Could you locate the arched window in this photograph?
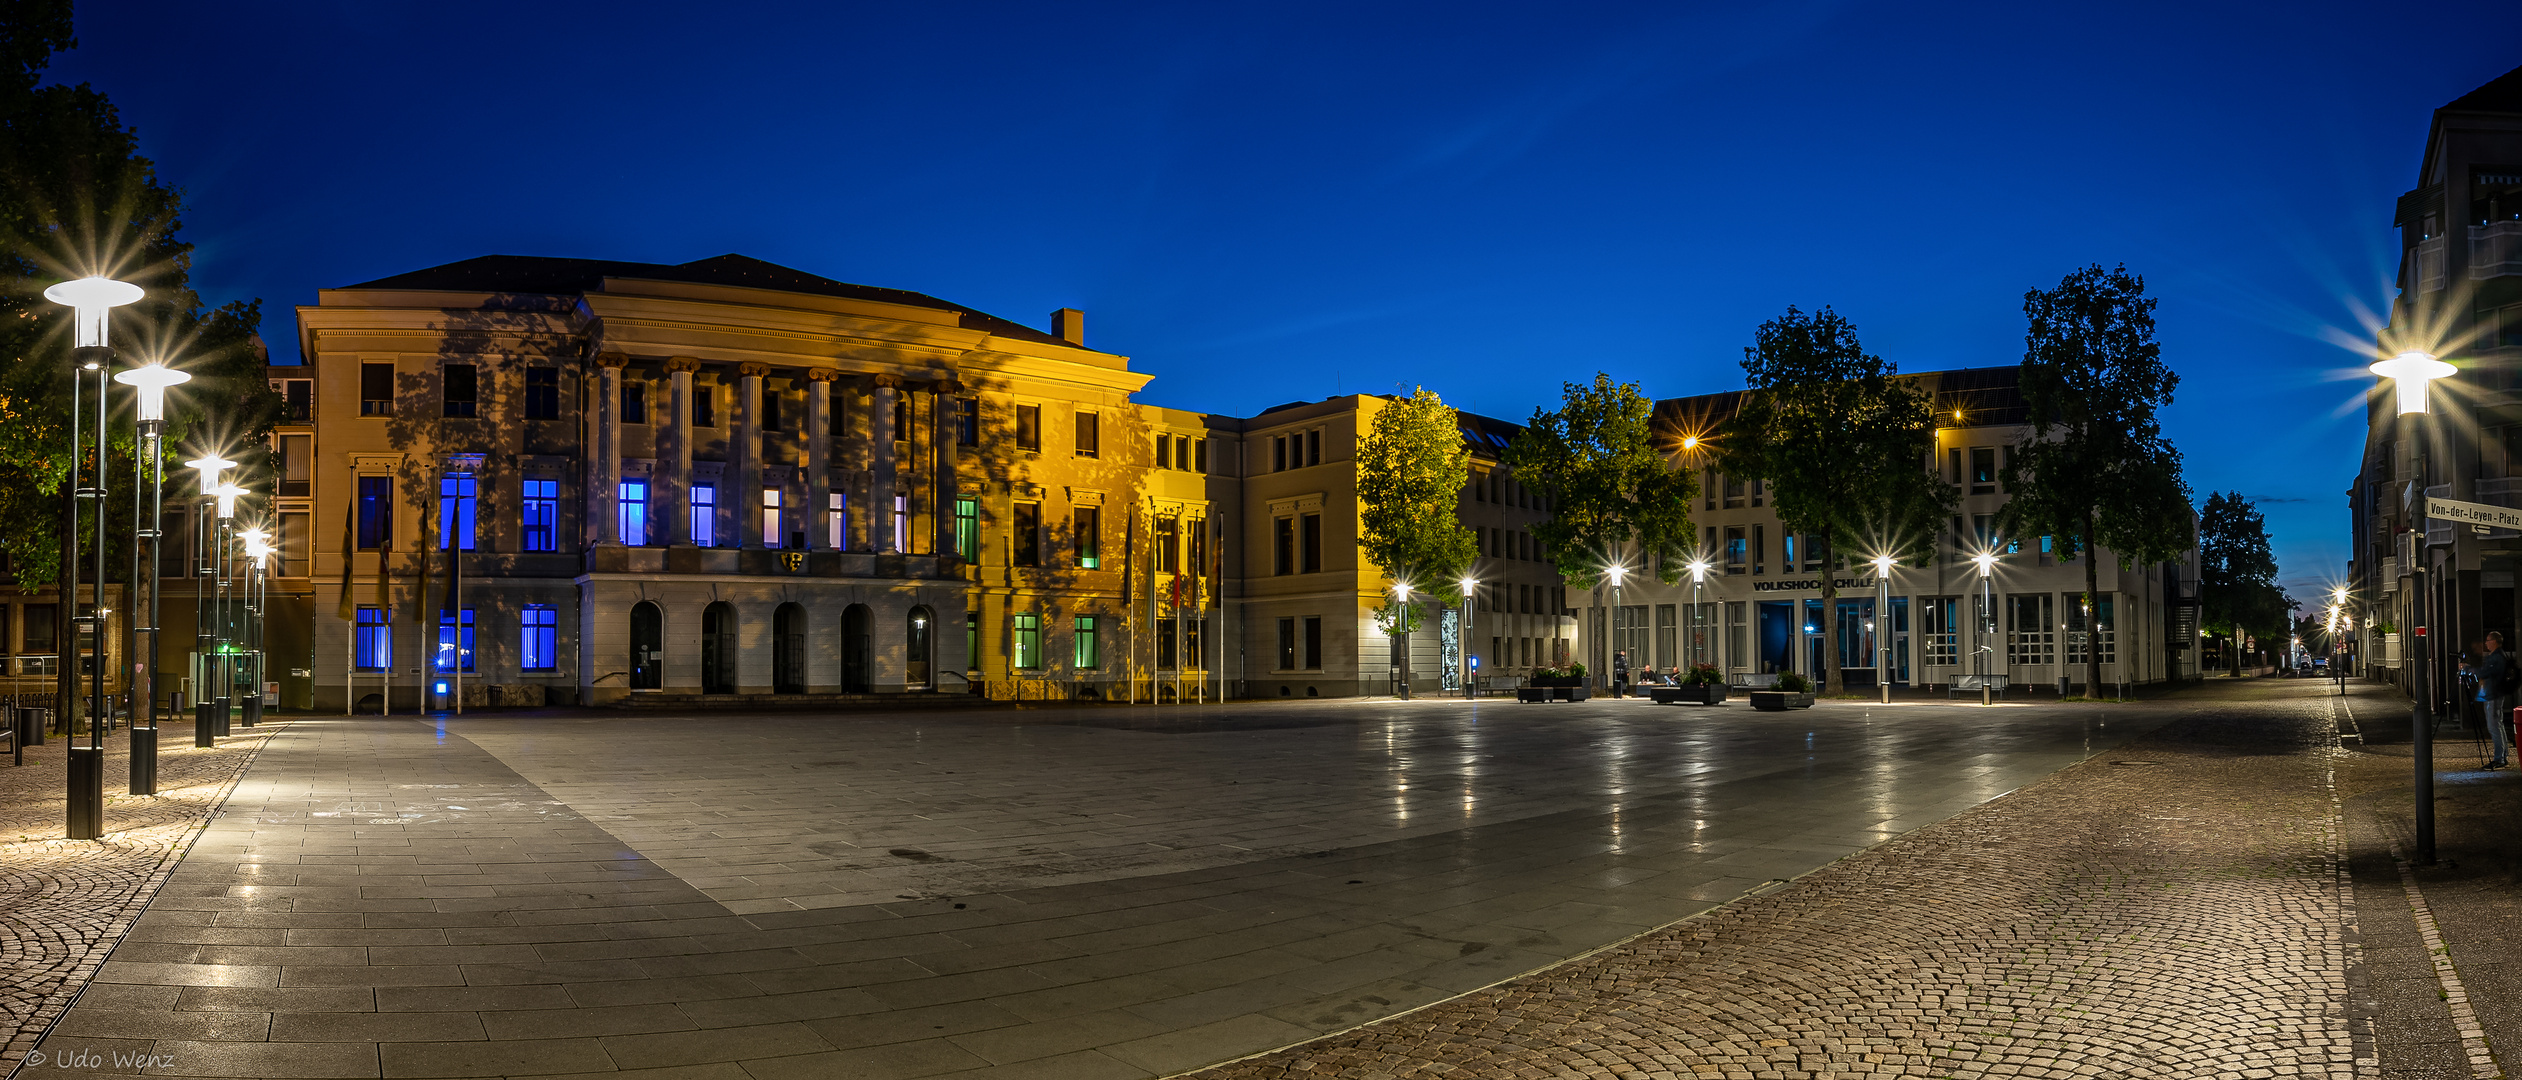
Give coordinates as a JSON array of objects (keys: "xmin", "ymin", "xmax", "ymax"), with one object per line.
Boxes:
[
  {"xmin": 906, "ymin": 606, "xmax": 934, "ymax": 689},
  {"xmin": 773, "ymin": 603, "xmax": 806, "ymax": 694},
  {"xmin": 701, "ymin": 602, "xmax": 738, "ymax": 694}
]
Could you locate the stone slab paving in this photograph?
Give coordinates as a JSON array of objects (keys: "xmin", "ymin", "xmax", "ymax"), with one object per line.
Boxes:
[
  {"xmin": 1187, "ymin": 679, "xmax": 2359, "ymax": 1080},
  {"xmin": 0, "ymin": 720, "xmax": 282, "ymax": 1074},
  {"xmin": 11, "ymin": 693, "xmax": 2209, "ymax": 1079}
]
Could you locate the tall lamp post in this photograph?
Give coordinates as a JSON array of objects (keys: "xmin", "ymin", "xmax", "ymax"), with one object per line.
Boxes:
[
  {"xmin": 182, "ymin": 455, "xmax": 233, "ymax": 746},
  {"xmin": 2374, "ymin": 348, "xmax": 2453, "ymax": 864},
  {"xmin": 1605, "ymin": 562, "xmax": 1627, "ymax": 697},
  {"xmin": 1872, "ymin": 554, "xmax": 1897, "ymax": 704},
  {"xmin": 1459, "ymin": 575, "xmax": 1477, "ymax": 700},
  {"xmin": 115, "ymin": 362, "xmax": 188, "ymax": 796},
  {"xmin": 1391, "ymin": 581, "xmax": 1412, "ymax": 700},
  {"xmin": 1972, "ymin": 550, "xmax": 2000, "ymax": 706},
  {"xmin": 209, "ymin": 481, "xmax": 248, "ymax": 737},
  {"xmin": 47, "ymin": 276, "xmax": 140, "ymax": 841},
  {"xmin": 1686, "ymin": 559, "xmax": 1711, "ymax": 674},
  {"xmin": 239, "ymin": 527, "xmax": 270, "ymax": 727}
]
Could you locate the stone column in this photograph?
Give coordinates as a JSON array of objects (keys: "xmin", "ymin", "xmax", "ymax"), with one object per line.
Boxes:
[
  {"xmin": 592, "ymin": 352, "xmax": 627, "ymax": 545},
  {"xmin": 806, "ymin": 369, "xmax": 837, "ymax": 551},
  {"xmin": 870, "ymin": 374, "xmax": 901, "ymax": 553},
  {"xmin": 661, "ymin": 357, "xmax": 700, "ymax": 546},
  {"xmin": 934, "ymin": 380, "xmax": 962, "ymax": 559},
  {"xmin": 735, "ymin": 362, "xmax": 767, "ymax": 548}
]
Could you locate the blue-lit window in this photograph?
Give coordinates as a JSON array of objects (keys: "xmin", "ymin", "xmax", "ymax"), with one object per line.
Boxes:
[
  {"xmin": 691, "ymin": 483, "xmax": 716, "ymax": 547},
  {"xmin": 520, "ymin": 605, "xmax": 556, "ymax": 671},
  {"xmin": 521, "ymin": 479, "xmax": 557, "ymax": 552},
  {"xmin": 435, "ymin": 609, "xmax": 475, "ymax": 673},
  {"xmin": 619, "ymin": 480, "xmax": 648, "ymax": 546},
  {"xmin": 357, "ymin": 476, "xmax": 393, "ymax": 550},
  {"xmin": 438, "ymin": 474, "xmax": 476, "ymax": 551},
  {"xmin": 355, "ymin": 606, "xmax": 391, "ymax": 670}
]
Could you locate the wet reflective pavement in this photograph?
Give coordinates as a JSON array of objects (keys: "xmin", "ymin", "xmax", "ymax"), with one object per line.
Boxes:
[{"xmin": 26, "ymin": 693, "xmax": 2187, "ymax": 1078}]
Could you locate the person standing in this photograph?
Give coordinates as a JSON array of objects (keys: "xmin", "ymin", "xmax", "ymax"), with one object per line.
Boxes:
[{"xmin": 2483, "ymin": 631, "xmax": 2514, "ymax": 770}]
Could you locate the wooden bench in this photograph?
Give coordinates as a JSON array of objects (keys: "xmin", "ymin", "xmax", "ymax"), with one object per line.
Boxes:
[{"xmin": 1949, "ymin": 674, "xmax": 2009, "ymax": 699}]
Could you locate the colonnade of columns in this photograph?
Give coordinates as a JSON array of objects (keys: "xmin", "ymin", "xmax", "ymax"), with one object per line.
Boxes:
[{"xmin": 586, "ymin": 352, "xmax": 965, "ymax": 557}]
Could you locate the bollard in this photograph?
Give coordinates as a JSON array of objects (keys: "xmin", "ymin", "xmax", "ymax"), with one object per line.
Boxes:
[
  {"xmin": 194, "ymin": 698, "xmax": 214, "ymax": 748},
  {"xmin": 67, "ymin": 745, "xmax": 103, "ymax": 840},
  {"xmin": 129, "ymin": 724, "xmax": 156, "ymax": 795},
  {"xmin": 242, "ymin": 694, "xmax": 261, "ymax": 728},
  {"xmin": 214, "ymin": 696, "xmax": 231, "ymax": 738},
  {"xmin": 2057, "ymin": 675, "xmax": 2070, "ymax": 697}
]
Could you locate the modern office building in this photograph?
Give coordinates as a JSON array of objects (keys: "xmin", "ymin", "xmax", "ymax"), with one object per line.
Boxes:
[
  {"xmin": 2352, "ymin": 64, "xmax": 2522, "ymax": 704},
  {"xmin": 1584, "ymin": 367, "xmax": 2201, "ymax": 690},
  {"xmin": 286, "ymin": 255, "xmax": 1558, "ymax": 709}
]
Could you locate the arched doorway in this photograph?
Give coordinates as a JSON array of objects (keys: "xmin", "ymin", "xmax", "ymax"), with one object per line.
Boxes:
[
  {"xmin": 630, "ymin": 602, "xmax": 662, "ymax": 690},
  {"xmin": 842, "ymin": 604, "xmax": 873, "ymax": 694},
  {"xmin": 773, "ymin": 603, "xmax": 806, "ymax": 694},
  {"xmin": 701, "ymin": 601, "xmax": 738, "ymax": 694},
  {"xmin": 906, "ymin": 606, "xmax": 933, "ymax": 689}
]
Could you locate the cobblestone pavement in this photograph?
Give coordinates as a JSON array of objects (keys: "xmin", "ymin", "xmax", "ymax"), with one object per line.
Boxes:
[
  {"xmin": 0, "ymin": 720, "xmax": 281, "ymax": 1075},
  {"xmin": 1187, "ymin": 679, "xmax": 2359, "ymax": 1080},
  {"xmin": 11, "ymin": 692, "xmax": 2201, "ymax": 1079}
]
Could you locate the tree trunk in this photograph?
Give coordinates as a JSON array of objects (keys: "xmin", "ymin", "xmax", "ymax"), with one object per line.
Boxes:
[
  {"xmin": 1396, "ymin": 617, "xmax": 1411, "ymax": 700},
  {"xmin": 1818, "ymin": 533, "xmax": 1842, "ymax": 695},
  {"xmin": 2083, "ymin": 512, "xmax": 2102, "ymax": 697}
]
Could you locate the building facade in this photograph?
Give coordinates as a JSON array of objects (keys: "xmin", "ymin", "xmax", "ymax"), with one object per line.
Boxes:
[
  {"xmin": 2353, "ymin": 65, "xmax": 2522, "ymax": 706},
  {"xmin": 1582, "ymin": 367, "xmax": 2201, "ymax": 690}
]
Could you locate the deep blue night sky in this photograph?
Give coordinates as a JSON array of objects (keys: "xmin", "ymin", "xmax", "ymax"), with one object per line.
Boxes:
[{"xmin": 42, "ymin": 1, "xmax": 2522, "ymax": 599}]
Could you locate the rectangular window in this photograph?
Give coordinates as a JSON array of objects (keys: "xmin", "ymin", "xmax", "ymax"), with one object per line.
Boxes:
[
  {"xmin": 764, "ymin": 385, "xmax": 783, "ymax": 431},
  {"xmin": 1014, "ymin": 502, "xmax": 1041, "ymax": 565},
  {"xmin": 691, "ymin": 484, "xmax": 717, "ymax": 547},
  {"xmin": 1971, "ymin": 447, "xmax": 1997, "ymax": 494},
  {"xmin": 20, "ymin": 603, "xmax": 56, "ymax": 652},
  {"xmin": 354, "ymin": 606, "xmax": 390, "ymax": 670},
  {"xmin": 1158, "ymin": 517, "xmax": 1180, "ymax": 573},
  {"xmin": 966, "ymin": 611, "xmax": 978, "ymax": 671},
  {"xmin": 278, "ymin": 434, "xmax": 311, "ymax": 496},
  {"xmin": 1074, "ymin": 615, "xmax": 1100, "ymax": 669},
  {"xmin": 1016, "ymin": 404, "xmax": 1040, "ymax": 451},
  {"xmin": 1193, "ymin": 438, "xmax": 1209, "ymax": 474},
  {"xmin": 622, "ymin": 381, "xmax": 646, "ymax": 425},
  {"xmin": 521, "ymin": 605, "xmax": 557, "ymax": 671},
  {"xmin": 1157, "ymin": 617, "xmax": 1177, "ymax": 668},
  {"xmin": 521, "ymin": 479, "xmax": 557, "ymax": 552},
  {"xmin": 359, "ymin": 362, "xmax": 394, "ymax": 416},
  {"xmin": 279, "ymin": 511, "xmax": 310, "ymax": 578},
  {"xmin": 2007, "ymin": 593, "xmax": 2055, "ymax": 666},
  {"xmin": 955, "ymin": 398, "xmax": 978, "ymax": 446},
  {"xmin": 1187, "ymin": 518, "xmax": 1207, "ymax": 578},
  {"xmin": 1273, "ymin": 516, "xmax": 1295, "ymax": 576},
  {"xmin": 434, "ymin": 608, "xmax": 475, "ymax": 673},
  {"xmin": 443, "ymin": 364, "xmax": 478, "ymax": 418},
  {"xmin": 1304, "ymin": 616, "xmax": 1323, "ymax": 669},
  {"xmin": 1300, "ymin": 513, "xmax": 1322, "ymax": 573},
  {"xmin": 1924, "ymin": 597, "xmax": 1959, "ymax": 665},
  {"xmin": 693, "ymin": 382, "xmax": 715, "ymax": 427},
  {"xmin": 1277, "ymin": 617, "xmax": 1297, "ymax": 670},
  {"xmin": 954, "ymin": 498, "xmax": 978, "ymax": 562},
  {"xmin": 828, "ymin": 492, "xmax": 846, "ymax": 550},
  {"xmin": 1155, "ymin": 433, "xmax": 1172, "ymax": 469},
  {"xmin": 891, "ymin": 396, "xmax": 907, "ymax": 441},
  {"xmin": 1074, "ymin": 411, "xmax": 1099, "ymax": 457},
  {"xmin": 1073, "ymin": 506, "xmax": 1100, "ymax": 568},
  {"xmin": 1752, "ymin": 524, "xmax": 1766, "ymax": 575},
  {"xmin": 1175, "ymin": 436, "xmax": 1191, "ymax": 471},
  {"xmin": 1948, "ymin": 447, "xmax": 1963, "ymax": 485},
  {"xmin": 525, "ymin": 367, "xmax": 559, "ymax": 420},
  {"xmin": 438, "ymin": 474, "xmax": 477, "ymax": 551},
  {"xmin": 1724, "ymin": 526, "xmax": 1746, "ymax": 573},
  {"xmin": 893, "ymin": 494, "xmax": 908, "ymax": 552},
  {"xmin": 1306, "ymin": 429, "xmax": 1322, "ymax": 466},
  {"xmin": 619, "ymin": 479, "xmax": 649, "ymax": 546},
  {"xmin": 761, "ymin": 489, "xmax": 783, "ymax": 550},
  {"xmin": 276, "ymin": 377, "xmax": 313, "ymax": 423},
  {"xmin": 1012, "ymin": 613, "xmax": 1041, "ymax": 670},
  {"xmin": 358, "ymin": 476, "xmax": 393, "ymax": 550},
  {"xmin": 1656, "ymin": 604, "xmax": 1678, "ymax": 669},
  {"xmin": 1273, "ymin": 436, "xmax": 1288, "ymax": 472}
]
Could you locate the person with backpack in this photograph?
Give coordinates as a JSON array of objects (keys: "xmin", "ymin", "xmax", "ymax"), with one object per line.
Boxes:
[{"xmin": 2477, "ymin": 631, "xmax": 2513, "ymax": 770}]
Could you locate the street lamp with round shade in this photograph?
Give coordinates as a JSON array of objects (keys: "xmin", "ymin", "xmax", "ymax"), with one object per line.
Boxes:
[
  {"xmin": 1871, "ymin": 554, "xmax": 1898, "ymax": 704},
  {"xmin": 1459, "ymin": 576, "xmax": 1478, "ymax": 700},
  {"xmin": 2371, "ymin": 351, "xmax": 2456, "ymax": 415},
  {"xmin": 2373, "ymin": 349, "xmax": 2452, "ymax": 862},
  {"xmin": 44, "ymin": 276, "xmax": 144, "ymax": 349},
  {"xmin": 212, "ymin": 482, "xmax": 249, "ymax": 520},
  {"xmin": 185, "ymin": 454, "xmax": 235, "ymax": 495},
  {"xmin": 114, "ymin": 363, "xmax": 191, "ymax": 423},
  {"xmin": 1684, "ymin": 559, "xmax": 1711, "ymax": 675},
  {"xmin": 1971, "ymin": 550, "xmax": 1999, "ymax": 705}
]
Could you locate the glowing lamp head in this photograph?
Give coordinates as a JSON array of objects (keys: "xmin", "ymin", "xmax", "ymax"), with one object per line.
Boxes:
[
  {"xmin": 43, "ymin": 276, "xmax": 144, "ymax": 349},
  {"xmin": 212, "ymin": 482, "xmax": 249, "ymax": 520},
  {"xmin": 1686, "ymin": 559, "xmax": 1710, "ymax": 583},
  {"xmin": 1680, "ymin": 434, "xmax": 1699, "ymax": 451},
  {"xmin": 2371, "ymin": 351, "xmax": 2456, "ymax": 415},
  {"xmin": 1871, "ymin": 554, "xmax": 1896, "ymax": 574},
  {"xmin": 1971, "ymin": 550, "xmax": 1999, "ymax": 575},
  {"xmin": 184, "ymin": 454, "xmax": 236, "ymax": 495},
  {"xmin": 114, "ymin": 363, "xmax": 191, "ymax": 423},
  {"xmin": 1605, "ymin": 564, "xmax": 1626, "ymax": 587},
  {"xmin": 1392, "ymin": 582, "xmax": 1409, "ymax": 600},
  {"xmin": 1459, "ymin": 576, "xmax": 1477, "ymax": 594}
]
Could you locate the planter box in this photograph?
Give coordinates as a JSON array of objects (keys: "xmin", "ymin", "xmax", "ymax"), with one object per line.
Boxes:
[
  {"xmin": 1516, "ymin": 687, "xmax": 1551, "ymax": 703},
  {"xmin": 1748, "ymin": 690, "xmax": 1815, "ymax": 711},
  {"xmin": 1551, "ymin": 686, "xmax": 1591, "ymax": 702},
  {"xmin": 1651, "ymin": 684, "xmax": 1727, "ymax": 706}
]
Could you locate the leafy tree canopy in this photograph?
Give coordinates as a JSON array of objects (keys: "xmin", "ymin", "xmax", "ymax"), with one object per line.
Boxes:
[
  {"xmin": 2199, "ymin": 490, "xmax": 2291, "ymax": 639},
  {"xmin": 0, "ymin": 0, "xmax": 275, "ymax": 587},
  {"xmin": 1355, "ymin": 387, "xmax": 1477, "ymax": 601},
  {"xmin": 1504, "ymin": 372, "xmax": 1695, "ymax": 591}
]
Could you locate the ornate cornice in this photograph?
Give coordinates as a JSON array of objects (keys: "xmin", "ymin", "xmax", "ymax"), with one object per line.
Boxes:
[
  {"xmin": 805, "ymin": 367, "xmax": 843, "ymax": 383},
  {"xmin": 737, "ymin": 362, "xmax": 772, "ymax": 379},
  {"xmin": 663, "ymin": 356, "xmax": 702, "ymax": 374},
  {"xmin": 593, "ymin": 351, "xmax": 631, "ymax": 369}
]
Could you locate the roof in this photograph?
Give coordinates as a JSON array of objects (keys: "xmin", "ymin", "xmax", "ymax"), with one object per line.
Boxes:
[
  {"xmin": 340, "ymin": 253, "xmax": 1069, "ymax": 347},
  {"xmin": 2441, "ymin": 64, "xmax": 2522, "ymax": 115},
  {"xmin": 1651, "ymin": 366, "xmax": 2030, "ymax": 439}
]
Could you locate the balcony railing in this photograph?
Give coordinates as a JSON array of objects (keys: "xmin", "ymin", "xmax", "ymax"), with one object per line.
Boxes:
[
  {"xmin": 2472, "ymin": 221, "xmax": 2522, "ymax": 280},
  {"xmin": 2417, "ymin": 235, "xmax": 2447, "ymax": 292}
]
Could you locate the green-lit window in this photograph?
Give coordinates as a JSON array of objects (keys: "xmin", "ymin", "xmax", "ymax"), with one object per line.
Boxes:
[
  {"xmin": 1074, "ymin": 615, "xmax": 1099, "ymax": 669},
  {"xmin": 1013, "ymin": 613, "xmax": 1041, "ymax": 670},
  {"xmin": 954, "ymin": 498, "xmax": 978, "ymax": 561}
]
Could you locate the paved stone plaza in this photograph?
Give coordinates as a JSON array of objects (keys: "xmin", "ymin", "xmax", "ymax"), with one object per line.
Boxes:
[{"xmin": 0, "ymin": 681, "xmax": 2509, "ymax": 1078}]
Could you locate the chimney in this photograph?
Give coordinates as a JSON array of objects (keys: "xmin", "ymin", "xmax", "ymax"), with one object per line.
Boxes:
[{"xmin": 1051, "ymin": 308, "xmax": 1085, "ymax": 346}]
